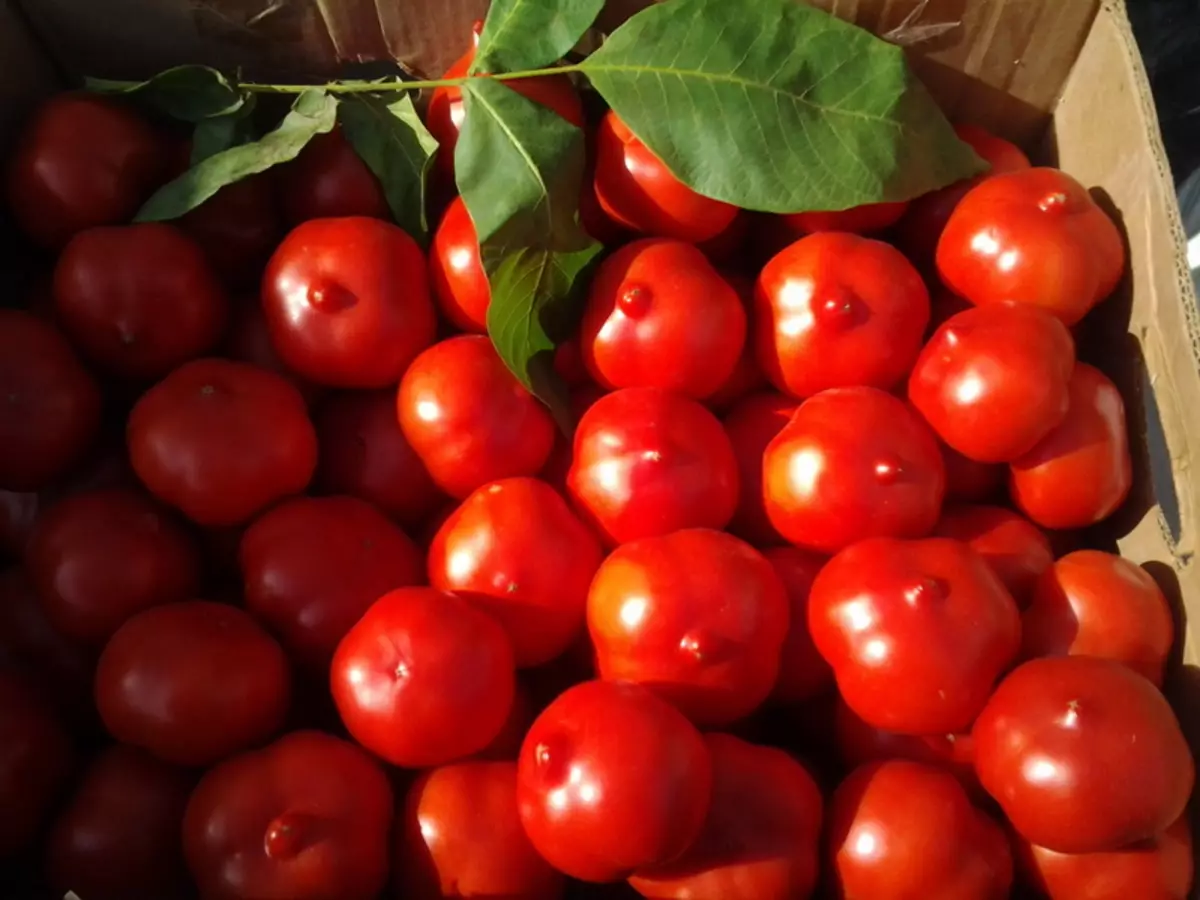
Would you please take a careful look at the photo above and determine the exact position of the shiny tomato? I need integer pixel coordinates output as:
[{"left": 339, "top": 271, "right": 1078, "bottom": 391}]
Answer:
[
  {"left": 180, "top": 174, "right": 281, "bottom": 289},
  {"left": 933, "top": 504, "right": 1053, "bottom": 608},
  {"left": 429, "top": 196, "right": 489, "bottom": 333},
  {"left": 127, "top": 358, "right": 318, "bottom": 526},
  {"left": 278, "top": 128, "right": 389, "bottom": 225},
  {"left": 707, "top": 272, "right": 768, "bottom": 410},
  {"left": 722, "top": 392, "right": 796, "bottom": 546},
  {"left": 184, "top": 730, "right": 393, "bottom": 900},
  {"left": 973, "top": 656, "right": 1194, "bottom": 853},
  {"left": 941, "top": 441, "right": 1005, "bottom": 503},
  {"left": 937, "top": 167, "right": 1125, "bottom": 325},
  {"left": 781, "top": 199, "right": 908, "bottom": 236},
  {"left": 763, "top": 387, "right": 945, "bottom": 553},
  {"left": 762, "top": 546, "right": 833, "bottom": 705},
  {"left": 567, "top": 387, "right": 739, "bottom": 545},
  {"left": 222, "top": 299, "right": 320, "bottom": 404},
  {"left": 516, "top": 680, "right": 712, "bottom": 882},
  {"left": 537, "top": 382, "right": 608, "bottom": 494}
]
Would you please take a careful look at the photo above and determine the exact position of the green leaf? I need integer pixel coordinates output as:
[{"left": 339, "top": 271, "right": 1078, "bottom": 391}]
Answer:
[
  {"left": 87, "top": 65, "right": 247, "bottom": 122},
  {"left": 338, "top": 93, "right": 439, "bottom": 244},
  {"left": 472, "top": 0, "right": 605, "bottom": 74},
  {"left": 579, "top": 0, "right": 986, "bottom": 213},
  {"left": 190, "top": 95, "right": 259, "bottom": 164},
  {"left": 135, "top": 89, "right": 337, "bottom": 222}
]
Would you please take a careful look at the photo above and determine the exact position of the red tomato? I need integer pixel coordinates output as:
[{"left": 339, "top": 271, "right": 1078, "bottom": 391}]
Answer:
[
  {"left": 593, "top": 111, "right": 738, "bottom": 243},
  {"left": 973, "top": 656, "right": 1194, "bottom": 853},
  {"left": 722, "top": 392, "right": 798, "bottom": 546},
  {"left": 761, "top": 546, "right": 833, "bottom": 705},
  {"left": 263, "top": 216, "right": 436, "bottom": 388},
  {"left": 933, "top": 504, "right": 1053, "bottom": 608},
  {"left": 429, "top": 477, "right": 603, "bottom": 668},
  {"left": 909, "top": 303, "right": 1076, "bottom": 463},
  {"left": 398, "top": 336, "right": 556, "bottom": 499},
  {"left": 568, "top": 387, "right": 739, "bottom": 545},
  {"left": 331, "top": 586, "right": 516, "bottom": 767},
  {"left": 127, "top": 358, "right": 318, "bottom": 526},
  {"left": 516, "top": 680, "right": 712, "bottom": 883},
  {"left": 941, "top": 440, "right": 1005, "bottom": 503},
  {"left": 706, "top": 272, "right": 768, "bottom": 411},
  {"left": 763, "top": 387, "right": 945, "bottom": 553},
  {"left": 95, "top": 601, "right": 291, "bottom": 766},
  {"left": 827, "top": 760, "right": 1013, "bottom": 900},
  {"left": 429, "top": 196, "right": 489, "bottom": 333},
  {"left": 580, "top": 239, "right": 746, "bottom": 399},
  {"left": 45, "top": 745, "right": 193, "bottom": 900},
  {"left": 0, "top": 310, "right": 102, "bottom": 491},
  {"left": 222, "top": 298, "right": 321, "bottom": 404},
  {"left": 1009, "top": 363, "right": 1132, "bottom": 529},
  {"left": 180, "top": 174, "right": 281, "bottom": 289},
  {"left": 5, "top": 93, "right": 168, "bottom": 249},
  {"left": 809, "top": 537, "right": 1020, "bottom": 734},
  {"left": 0, "top": 489, "right": 39, "bottom": 558},
  {"left": 781, "top": 199, "right": 909, "bottom": 236},
  {"left": 396, "top": 761, "right": 565, "bottom": 900},
  {"left": 1021, "top": 550, "right": 1174, "bottom": 686},
  {"left": 538, "top": 382, "right": 608, "bottom": 494},
  {"left": 629, "top": 733, "right": 823, "bottom": 900},
  {"left": 183, "top": 730, "right": 393, "bottom": 900},
  {"left": 473, "top": 679, "right": 536, "bottom": 762},
  {"left": 278, "top": 128, "right": 389, "bottom": 225},
  {"left": 937, "top": 167, "right": 1125, "bottom": 325}
]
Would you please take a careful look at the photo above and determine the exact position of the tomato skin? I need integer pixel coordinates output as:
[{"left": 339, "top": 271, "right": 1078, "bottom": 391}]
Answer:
[
  {"left": 567, "top": 387, "right": 739, "bottom": 545},
  {"left": 183, "top": 730, "right": 393, "bottom": 900},
  {"left": 707, "top": 273, "right": 768, "bottom": 411},
  {"left": 429, "top": 196, "right": 490, "bottom": 333},
  {"left": 809, "top": 537, "right": 1020, "bottom": 735},
  {"left": 278, "top": 128, "right": 389, "bottom": 225},
  {"left": 973, "top": 656, "right": 1194, "bottom": 853},
  {"left": 580, "top": 239, "right": 746, "bottom": 398},
  {"left": 127, "top": 358, "right": 318, "bottom": 526},
  {"left": 398, "top": 335, "right": 556, "bottom": 499},
  {"left": 180, "top": 174, "right": 281, "bottom": 289},
  {"left": 937, "top": 167, "right": 1125, "bottom": 325},
  {"left": 0, "top": 311, "right": 102, "bottom": 491},
  {"left": 222, "top": 298, "right": 321, "bottom": 404},
  {"left": 1009, "top": 363, "right": 1132, "bottom": 529},
  {"left": 722, "top": 392, "right": 796, "bottom": 546},
  {"left": 516, "top": 680, "right": 712, "bottom": 883},
  {"left": 762, "top": 546, "right": 833, "bottom": 705},
  {"left": 763, "top": 387, "right": 945, "bottom": 553},
  {"left": 933, "top": 504, "right": 1053, "bottom": 608},
  {"left": 629, "top": 733, "right": 823, "bottom": 900},
  {"left": 781, "top": 199, "right": 908, "bottom": 236},
  {"left": 941, "top": 441, "right": 1004, "bottom": 503}
]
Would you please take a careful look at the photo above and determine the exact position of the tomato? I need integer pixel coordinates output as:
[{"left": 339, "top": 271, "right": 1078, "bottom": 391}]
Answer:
[
  {"left": 580, "top": 239, "right": 746, "bottom": 399},
  {"left": 241, "top": 495, "right": 424, "bottom": 671},
  {"left": 809, "top": 537, "right": 1020, "bottom": 734},
  {"left": 538, "top": 382, "right": 609, "bottom": 493},
  {"left": 761, "top": 546, "right": 832, "bottom": 705},
  {"left": 763, "top": 387, "right": 945, "bottom": 553},
  {"left": 827, "top": 760, "right": 1012, "bottom": 900},
  {"left": 706, "top": 272, "right": 768, "bottom": 411},
  {"left": 331, "top": 586, "right": 516, "bottom": 767},
  {"left": 5, "top": 93, "right": 168, "bottom": 249},
  {"left": 937, "top": 167, "right": 1125, "bottom": 325},
  {"left": 941, "top": 440, "right": 1004, "bottom": 503},
  {"left": 183, "top": 730, "right": 393, "bottom": 900},
  {"left": 262, "top": 216, "right": 436, "bottom": 388},
  {"left": 45, "top": 745, "right": 193, "bottom": 900},
  {"left": 95, "top": 600, "right": 291, "bottom": 766},
  {"left": 222, "top": 298, "right": 321, "bottom": 404},
  {"left": 629, "top": 733, "right": 823, "bottom": 900},
  {"left": 398, "top": 336, "right": 556, "bottom": 499},
  {"left": 1009, "top": 363, "right": 1132, "bottom": 529},
  {"left": 516, "top": 679, "right": 712, "bottom": 882},
  {"left": 909, "top": 303, "right": 1076, "bottom": 463},
  {"left": 593, "top": 111, "right": 738, "bottom": 243},
  {"left": 396, "top": 761, "right": 565, "bottom": 900},
  {"left": 429, "top": 196, "right": 489, "bottom": 333},
  {"left": 54, "top": 223, "right": 229, "bottom": 381},
  {"left": 0, "top": 310, "right": 102, "bottom": 491},
  {"left": 568, "top": 387, "right": 739, "bottom": 545},
  {"left": 781, "top": 199, "right": 909, "bottom": 236},
  {"left": 127, "top": 358, "right": 318, "bottom": 526},
  {"left": 1020, "top": 550, "right": 1174, "bottom": 686},
  {"left": 933, "top": 504, "right": 1053, "bottom": 608},
  {"left": 277, "top": 128, "right": 388, "bottom": 225},
  {"left": 180, "top": 174, "right": 281, "bottom": 289},
  {"left": 973, "top": 656, "right": 1194, "bottom": 853},
  {"left": 721, "top": 392, "right": 797, "bottom": 546},
  {"left": 474, "top": 679, "right": 536, "bottom": 762}
]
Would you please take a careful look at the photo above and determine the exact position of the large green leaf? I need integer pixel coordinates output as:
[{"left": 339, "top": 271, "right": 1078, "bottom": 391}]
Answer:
[
  {"left": 580, "top": 0, "right": 986, "bottom": 213},
  {"left": 87, "top": 65, "right": 247, "bottom": 122},
  {"left": 472, "top": 0, "right": 605, "bottom": 74},
  {"left": 190, "top": 95, "right": 259, "bottom": 164}
]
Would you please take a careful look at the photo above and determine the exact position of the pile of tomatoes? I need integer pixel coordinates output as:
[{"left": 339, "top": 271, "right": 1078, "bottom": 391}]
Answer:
[{"left": 0, "top": 28, "right": 1195, "bottom": 900}]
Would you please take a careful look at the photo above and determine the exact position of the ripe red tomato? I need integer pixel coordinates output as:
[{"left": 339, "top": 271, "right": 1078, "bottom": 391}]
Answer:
[
  {"left": 827, "top": 760, "right": 1013, "bottom": 900},
  {"left": 909, "top": 303, "right": 1076, "bottom": 462},
  {"left": 937, "top": 167, "right": 1125, "bottom": 325},
  {"left": 396, "top": 761, "right": 565, "bottom": 900},
  {"left": 706, "top": 272, "right": 768, "bottom": 411},
  {"left": 940, "top": 440, "right": 1005, "bottom": 503},
  {"left": 5, "top": 93, "right": 168, "bottom": 249},
  {"left": 973, "top": 656, "right": 1194, "bottom": 853},
  {"left": 429, "top": 477, "right": 603, "bottom": 668},
  {"left": 398, "top": 336, "right": 556, "bottom": 499},
  {"left": 1021, "top": 550, "right": 1174, "bottom": 686},
  {"left": 222, "top": 299, "right": 321, "bottom": 404},
  {"left": 781, "top": 199, "right": 909, "bottom": 236},
  {"left": 567, "top": 387, "right": 739, "bottom": 545},
  {"left": 429, "top": 196, "right": 489, "bottom": 333},
  {"left": 183, "top": 730, "right": 393, "bottom": 900},
  {"left": 593, "top": 111, "right": 739, "bottom": 243},
  {"left": 516, "top": 679, "right": 712, "bottom": 882},
  {"left": 331, "top": 586, "right": 516, "bottom": 767},
  {"left": 763, "top": 387, "right": 945, "bottom": 553},
  {"left": 180, "top": 174, "right": 281, "bottom": 289},
  {"left": 0, "top": 310, "right": 102, "bottom": 491},
  {"left": 537, "top": 382, "right": 608, "bottom": 493},
  {"left": 755, "top": 232, "right": 929, "bottom": 399},
  {"left": 127, "top": 358, "right": 318, "bottom": 526},
  {"left": 809, "top": 537, "right": 1020, "bottom": 734},
  {"left": 278, "top": 128, "right": 389, "bottom": 225},
  {"left": 629, "top": 733, "right": 823, "bottom": 900},
  {"left": 762, "top": 546, "right": 833, "bottom": 705},
  {"left": 263, "top": 216, "right": 436, "bottom": 388},
  {"left": 1009, "top": 363, "right": 1132, "bottom": 529},
  {"left": 933, "top": 504, "right": 1053, "bottom": 608},
  {"left": 722, "top": 392, "right": 796, "bottom": 546},
  {"left": 45, "top": 745, "right": 193, "bottom": 900},
  {"left": 94, "top": 600, "right": 291, "bottom": 766},
  {"left": 580, "top": 239, "right": 746, "bottom": 398}
]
